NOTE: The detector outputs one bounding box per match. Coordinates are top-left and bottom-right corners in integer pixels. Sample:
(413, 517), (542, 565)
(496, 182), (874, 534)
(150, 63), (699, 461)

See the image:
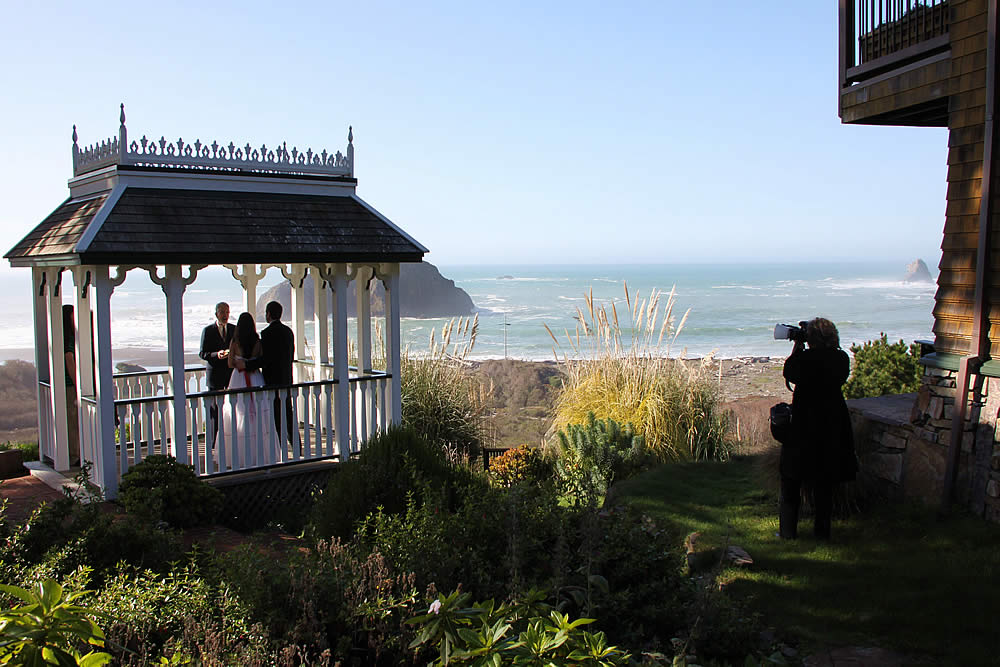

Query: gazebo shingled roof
(6, 186), (426, 265)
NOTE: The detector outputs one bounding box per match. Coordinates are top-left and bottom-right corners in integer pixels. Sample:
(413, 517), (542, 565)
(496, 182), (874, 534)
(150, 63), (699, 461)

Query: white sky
(0, 1), (948, 271)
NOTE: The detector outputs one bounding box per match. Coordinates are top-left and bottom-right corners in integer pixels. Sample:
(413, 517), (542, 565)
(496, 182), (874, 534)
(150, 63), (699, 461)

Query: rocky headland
(256, 261), (476, 319)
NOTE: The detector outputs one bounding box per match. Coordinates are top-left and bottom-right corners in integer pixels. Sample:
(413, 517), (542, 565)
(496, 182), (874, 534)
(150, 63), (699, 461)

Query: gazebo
(5, 105), (426, 499)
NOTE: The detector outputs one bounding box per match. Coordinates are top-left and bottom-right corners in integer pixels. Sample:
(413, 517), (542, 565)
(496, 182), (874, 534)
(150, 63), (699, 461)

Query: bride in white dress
(220, 312), (273, 468)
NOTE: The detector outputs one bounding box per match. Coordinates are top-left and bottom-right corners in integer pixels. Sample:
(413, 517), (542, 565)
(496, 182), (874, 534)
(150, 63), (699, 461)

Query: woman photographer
(780, 317), (857, 540)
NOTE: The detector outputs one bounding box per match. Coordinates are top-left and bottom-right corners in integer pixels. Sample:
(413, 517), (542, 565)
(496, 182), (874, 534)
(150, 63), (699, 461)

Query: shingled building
(839, 0), (1000, 518)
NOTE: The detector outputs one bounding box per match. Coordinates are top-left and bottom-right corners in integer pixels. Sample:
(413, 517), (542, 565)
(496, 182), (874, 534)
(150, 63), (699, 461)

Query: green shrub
(0, 498), (178, 588)
(552, 413), (652, 507)
(407, 590), (630, 666)
(309, 426), (474, 541)
(548, 285), (732, 461)
(0, 441), (39, 462)
(488, 444), (553, 488)
(401, 317), (489, 457)
(0, 578), (112, 666)
(117, 455), (223, 528)
(843, 334), (923, 399)
(90, 560), (275, 664)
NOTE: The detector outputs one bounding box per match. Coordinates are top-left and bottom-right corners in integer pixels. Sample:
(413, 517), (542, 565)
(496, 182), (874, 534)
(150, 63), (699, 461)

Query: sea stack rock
(256, 261), (476, 319)
(903, 259), (933, 283)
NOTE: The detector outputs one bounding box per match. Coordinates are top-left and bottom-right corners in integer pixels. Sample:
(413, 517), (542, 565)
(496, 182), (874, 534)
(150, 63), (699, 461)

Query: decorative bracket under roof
(71, 104), (354, 179)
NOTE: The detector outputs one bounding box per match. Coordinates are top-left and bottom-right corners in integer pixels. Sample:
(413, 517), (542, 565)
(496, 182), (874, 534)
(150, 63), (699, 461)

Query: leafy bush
(407, 590), (630, 665)
(547, 285), (731, 461)
(843, 334), (923, 399)
(309, 426), (474, 541)
(0, 497), (179, 587)
(90, 560), (274, 664)
(117, 455), (223, 528)
(401, 317), (490, 457)
(0, 578), (111, 666)
(552, 413), (652, 506)
(488, 444), (553, 488)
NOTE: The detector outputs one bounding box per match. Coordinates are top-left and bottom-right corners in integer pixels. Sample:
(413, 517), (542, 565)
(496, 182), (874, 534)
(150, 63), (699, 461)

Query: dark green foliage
(117, 455), (224, 528)
(554, 412), (653, 505)
(309, 426), (473, 541)
(843, 334), (923, 399)
(0, 440), (39, 461)
(89, 560), (275, 664)
(0, 497), (179, 587)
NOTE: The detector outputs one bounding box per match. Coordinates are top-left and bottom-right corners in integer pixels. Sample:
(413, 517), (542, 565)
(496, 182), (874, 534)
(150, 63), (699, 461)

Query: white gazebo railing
(69, 366), (392, 482)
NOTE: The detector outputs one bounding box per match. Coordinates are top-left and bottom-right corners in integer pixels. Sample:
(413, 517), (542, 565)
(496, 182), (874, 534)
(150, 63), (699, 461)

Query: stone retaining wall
(847, 367), (1000, 522)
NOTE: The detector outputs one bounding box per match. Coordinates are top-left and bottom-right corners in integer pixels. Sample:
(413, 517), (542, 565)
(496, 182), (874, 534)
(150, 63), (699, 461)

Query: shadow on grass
(615, 455), (1000, 664)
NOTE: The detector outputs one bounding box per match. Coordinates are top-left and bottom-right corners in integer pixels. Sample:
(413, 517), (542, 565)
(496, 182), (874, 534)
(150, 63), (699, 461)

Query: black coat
(781, 346), (858, 483)
(199, 322), (235, 390)
(259, 320), (294, 387)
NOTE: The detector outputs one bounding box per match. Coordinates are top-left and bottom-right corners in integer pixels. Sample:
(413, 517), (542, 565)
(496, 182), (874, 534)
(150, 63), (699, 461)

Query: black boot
(779, 476), (800, 539)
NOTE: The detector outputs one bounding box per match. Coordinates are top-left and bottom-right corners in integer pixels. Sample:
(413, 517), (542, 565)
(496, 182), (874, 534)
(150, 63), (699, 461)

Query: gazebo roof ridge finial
(119, 103), (126, 127)
(72, 125), (78, 145)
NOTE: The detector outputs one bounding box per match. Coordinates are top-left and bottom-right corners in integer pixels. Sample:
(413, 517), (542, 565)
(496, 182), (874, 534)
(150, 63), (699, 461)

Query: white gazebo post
(227, 264), (268, 318)
(31, 268), (51, 463)
(282, 265), (308, 377)
(152, 264), (195, 464)
(312, 268), (330, 370)
(92, 266), (118, 497)
(71, 267), (96, 476)
(355, 265), (373, 374)
(330, 264), (350, 457)
(45, 268), (70, 471)
(382, 264), (402, 423)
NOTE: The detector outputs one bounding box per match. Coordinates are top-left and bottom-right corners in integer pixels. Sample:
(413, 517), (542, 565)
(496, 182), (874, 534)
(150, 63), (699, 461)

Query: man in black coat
(780, 317), (857, 540)
(199, 302), (235, 441)
(252, 300), (295, 444)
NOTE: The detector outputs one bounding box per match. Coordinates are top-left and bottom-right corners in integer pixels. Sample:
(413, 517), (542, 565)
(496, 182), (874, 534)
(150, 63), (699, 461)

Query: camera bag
(769, 402), (794, 445)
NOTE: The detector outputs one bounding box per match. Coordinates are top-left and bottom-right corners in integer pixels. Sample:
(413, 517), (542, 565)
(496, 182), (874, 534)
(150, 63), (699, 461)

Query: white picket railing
(42, 364), (391, 485)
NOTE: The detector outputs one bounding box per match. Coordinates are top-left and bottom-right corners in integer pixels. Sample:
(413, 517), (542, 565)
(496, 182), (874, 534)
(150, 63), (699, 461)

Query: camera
(774, 321), (809, 344)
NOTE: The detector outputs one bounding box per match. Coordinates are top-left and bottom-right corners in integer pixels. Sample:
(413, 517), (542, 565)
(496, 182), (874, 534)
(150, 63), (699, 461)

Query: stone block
(988, 479), (1000, 498)
(992, 453), (1000, 470)
(902, 437), (947, 501)
(925, 368), (955, 378)
(929, 396), (945, 419)
(914, 428), (939, 444)
(866, 452), (904, 484)
(882, 432), (908, 450)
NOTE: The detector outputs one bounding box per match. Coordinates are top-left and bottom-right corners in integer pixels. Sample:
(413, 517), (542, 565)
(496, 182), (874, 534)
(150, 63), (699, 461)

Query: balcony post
(839, 0), (856, 113)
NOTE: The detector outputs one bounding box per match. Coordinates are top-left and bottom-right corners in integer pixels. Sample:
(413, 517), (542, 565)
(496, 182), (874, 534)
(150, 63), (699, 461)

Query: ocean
(0, 261), (936, 363)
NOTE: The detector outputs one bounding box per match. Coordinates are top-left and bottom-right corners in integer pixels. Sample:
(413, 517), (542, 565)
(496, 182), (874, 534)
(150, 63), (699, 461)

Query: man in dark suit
(199, 302), (235, 441)
(257, 300), (295, 443)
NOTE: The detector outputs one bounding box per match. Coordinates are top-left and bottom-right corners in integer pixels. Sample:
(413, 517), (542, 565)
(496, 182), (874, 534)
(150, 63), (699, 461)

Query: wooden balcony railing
(841, 0), (950, 87)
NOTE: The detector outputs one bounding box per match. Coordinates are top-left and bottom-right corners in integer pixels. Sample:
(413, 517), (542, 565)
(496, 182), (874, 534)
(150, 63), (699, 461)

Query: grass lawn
(615, 454), (1000, 664)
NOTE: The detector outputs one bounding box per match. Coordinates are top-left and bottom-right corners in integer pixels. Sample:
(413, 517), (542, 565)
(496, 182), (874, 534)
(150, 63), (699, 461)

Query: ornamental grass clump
(545, 284), (731, 461)
(401, 315), (490, 458)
